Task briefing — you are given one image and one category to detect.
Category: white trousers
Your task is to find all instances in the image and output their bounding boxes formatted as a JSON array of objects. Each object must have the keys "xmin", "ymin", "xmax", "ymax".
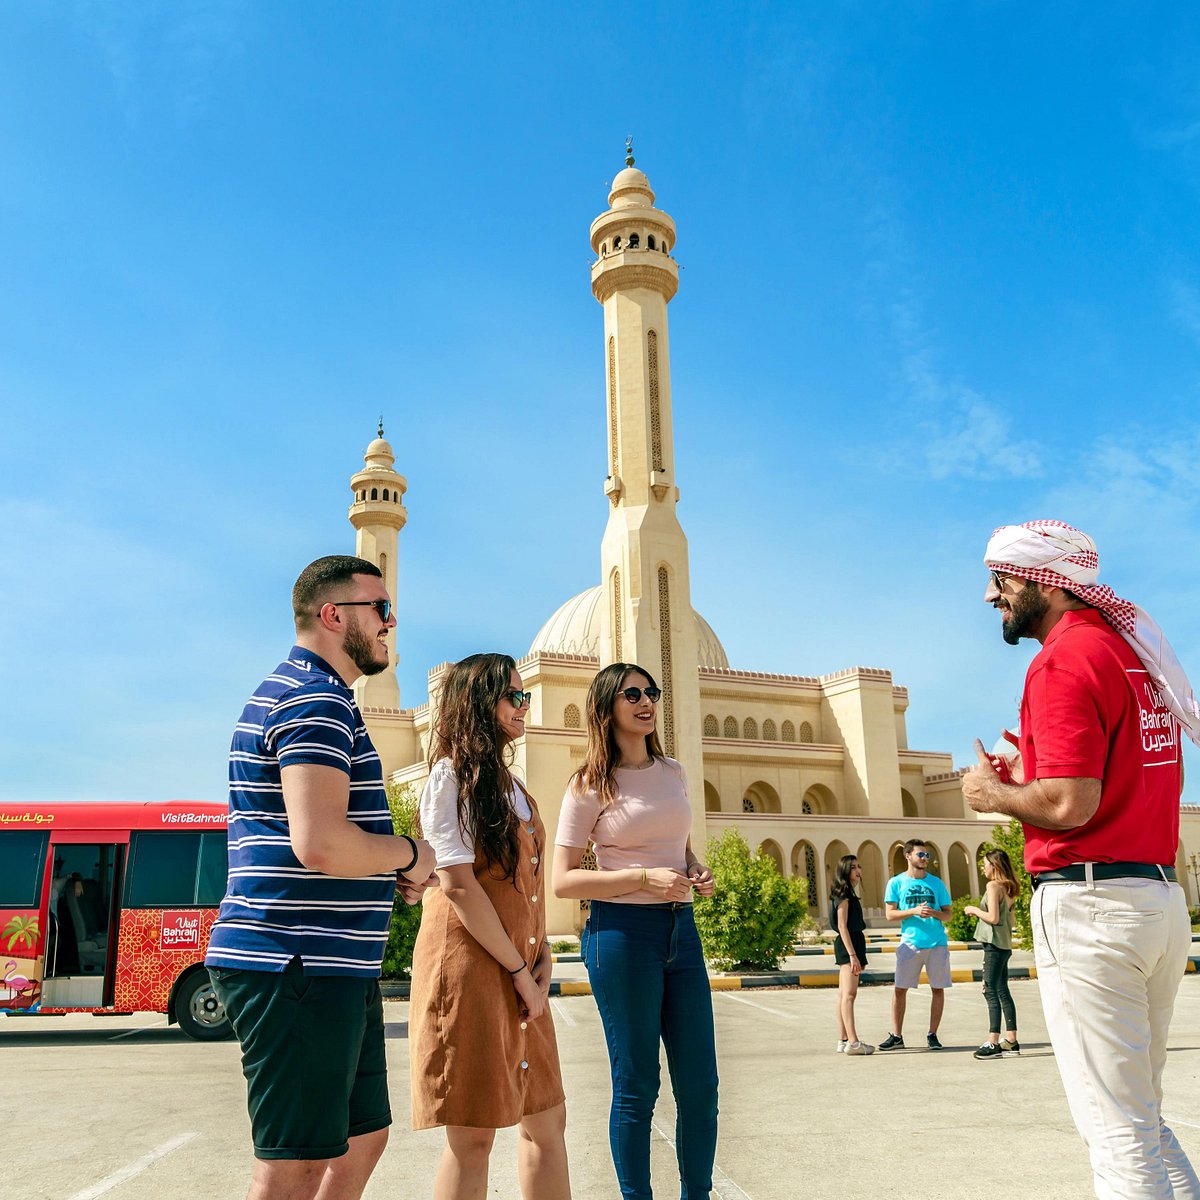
[{"xmin": 1033, "ymin": 876, "xmax": 1198, "ymax": 1199}]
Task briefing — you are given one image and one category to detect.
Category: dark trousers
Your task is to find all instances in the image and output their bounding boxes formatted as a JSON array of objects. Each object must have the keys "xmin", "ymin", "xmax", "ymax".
[
  {"xmin": 582, "ymin": 901, "xmax": 719, "ymax": 1200},
  {"xmin": 982, "ymin": 943, "xmax": 1016, "ymax": 1035}
]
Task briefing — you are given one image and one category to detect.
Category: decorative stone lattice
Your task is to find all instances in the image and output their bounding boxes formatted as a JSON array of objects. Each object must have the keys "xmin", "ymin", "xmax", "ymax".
[
  {"xmin": 613, "ymin": 570, "xmax": 623, "ymax": 662},
  {"xmin": 723, "ymin": 715, "xmax": 738, "ymax": 738},
  {"xmin": 799, "ymin": 721, "xmax": 814, "ymax": 743},
  {"xmin": 579, "ymin": 843, "xmax": 599, "ymax": 918},
  {"xmin": 608, "ymin": 336, "xmax": 619, "ymax": 478},
  {"xmin": 657, "ymin": 566, "xmax": 674, "ymax": 757},
  {"xmin": 564, "ymin": 704, "xmax": 581, "ymax": 729},
  {"xmin": 742, "ymin": 797, "xmax": 756, "ymax": 813},
  {"xmin": 703, "ymin": 714, "xmax": 718, "ymax": 737},
  {"xmin": 804, "ymin": 844, "xmax": 818, "ymax": 908},
  {"xmin": 743, "ymin": 717, "xmax": 758, "ymax": 740},
  {"xmin": 762, "ymin": 719, "xmax": 777, "ymax": 741},
  {"xmin": 781, "ymin": 720, "xmax": 796, "ymax": 742},
  {"xmin": 802, "ymin": 800, "xmax": 813, "ymax": 814},
  {"xmin": 648, "ymin": 330, "xmax": 663, "ymax": 473}
]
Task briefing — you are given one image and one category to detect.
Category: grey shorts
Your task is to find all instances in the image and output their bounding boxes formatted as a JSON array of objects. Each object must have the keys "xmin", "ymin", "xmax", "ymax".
[{"xmin": 894, "ymin": 943, "xmax": 952, "ymax": 990}]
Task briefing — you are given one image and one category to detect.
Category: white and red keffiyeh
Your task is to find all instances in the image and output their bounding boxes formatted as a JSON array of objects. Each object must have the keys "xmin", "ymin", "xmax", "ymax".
[{"xmin": 985, "ymin": 519, "xmax": 1200, "ymax": 748}]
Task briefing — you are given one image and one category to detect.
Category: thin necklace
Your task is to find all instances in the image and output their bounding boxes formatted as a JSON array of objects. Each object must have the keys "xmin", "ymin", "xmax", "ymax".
[{"xmin": 618, "ymin": 755, "xmax": 654, "ymax": 770}]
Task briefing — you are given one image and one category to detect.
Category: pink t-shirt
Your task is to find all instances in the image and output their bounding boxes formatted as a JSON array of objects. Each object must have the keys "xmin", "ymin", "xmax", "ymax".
[{"xmin": 555, "ymin": 756, "xmax": 693, "ymax": 905}]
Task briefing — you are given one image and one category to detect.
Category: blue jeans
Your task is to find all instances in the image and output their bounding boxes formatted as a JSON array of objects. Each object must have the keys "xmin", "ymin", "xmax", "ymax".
[{"xmin": 582, "ymin": 901, "xmax": 719, "ymax": 1200}]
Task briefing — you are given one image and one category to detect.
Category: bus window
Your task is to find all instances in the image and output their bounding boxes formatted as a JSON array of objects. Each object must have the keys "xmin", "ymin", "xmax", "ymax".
[
  {"xmin": 126, "ymin": 832, "xmax": 228, "ymax": 907},
  {"xmin": 196, "ymin": 833, "xmax": 228, "ymax": 905},
  {"xmin": 0, "ymin": 831, "xmax": 49, "ymax": 906}
]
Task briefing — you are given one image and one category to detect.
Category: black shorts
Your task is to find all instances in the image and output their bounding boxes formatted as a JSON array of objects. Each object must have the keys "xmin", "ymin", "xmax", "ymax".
[
  {"xmin": 208, "ymin": 956, "xmax": 391, "ymax": 1160},
  {"xmin": 834, "ymin": 933, "xmax": 868, "ymax": 966}
]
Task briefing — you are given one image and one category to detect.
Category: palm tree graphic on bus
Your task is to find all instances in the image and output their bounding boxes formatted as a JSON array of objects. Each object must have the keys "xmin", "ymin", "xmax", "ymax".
[{"xmin": 3, "ymin": 915, "xmax": 40, "ymax": 954}]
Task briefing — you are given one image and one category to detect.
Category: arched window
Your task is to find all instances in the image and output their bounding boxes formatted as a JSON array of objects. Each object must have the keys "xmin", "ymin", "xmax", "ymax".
[
  {"xmin": 628, "ymin": 232, "xmax": 640, "ymax": 248},
  {"xmin": 762, "ymin": 719, "xmax": 777, "ymax": 741},
  {"xmin": 382, "ymin": 488, "xmax": 389, "ymax": 501},
  {"xmin": 743, "ymin": 718, "xmax": 758, "ymax": 739},
  {"xmin": 370, "ymin": 487, "xmax": 378, "ymax": 500},
  {"xmin": 601, "ymin": 241, "xmax": 608, "ymax": 254},
  {"xmin": 647, "ymin": 235, "xmax": 656, "ymax": 250},
  {"xmin": 799, "ymin": 721, "xmax": 814, "ymax": 743},
  {"xmin": 723, "ymin": 716, "xmax": 738, "ymax": 738},
  {"xmin": 613, "ymin": 234, "xmax": 622, "ymax": 250},
  {"xmin": 703, "ymin": 714, "xmax": 718, "ymax": 737},
  {"xmin": 564, "ymin": 704, "xmax": 581, "ymax": 729},
  {"xmin": 781, "ymin": 720, "xmax": 796, "ymax": 743}
]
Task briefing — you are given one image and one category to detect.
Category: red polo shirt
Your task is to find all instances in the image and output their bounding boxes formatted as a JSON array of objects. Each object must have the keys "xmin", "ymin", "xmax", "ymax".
[{"xmin": 1018, "ymin": 608, "xmax": 1181, "ymax": 873}]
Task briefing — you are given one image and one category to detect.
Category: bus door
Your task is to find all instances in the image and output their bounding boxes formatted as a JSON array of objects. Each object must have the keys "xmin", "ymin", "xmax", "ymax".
[
  {"xmin": 0, "ymin": 828, "xmax": 50, "ymax": 1012},
  {"xmin": 41, "ymin": 834, "xmax": 126, "ymax": 1009}
]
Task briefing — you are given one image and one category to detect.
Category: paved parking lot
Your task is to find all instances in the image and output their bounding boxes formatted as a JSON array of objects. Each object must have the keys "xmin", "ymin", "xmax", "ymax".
[{"xmin": 5, "ymin": 977, "xmax": 1200, "ymax": 1200}]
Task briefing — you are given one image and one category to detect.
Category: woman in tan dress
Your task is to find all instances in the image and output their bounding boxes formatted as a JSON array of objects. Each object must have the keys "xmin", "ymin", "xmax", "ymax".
[{"xmin": 409, "ymin": 653, "xmax": 570, "ymax": 1200}]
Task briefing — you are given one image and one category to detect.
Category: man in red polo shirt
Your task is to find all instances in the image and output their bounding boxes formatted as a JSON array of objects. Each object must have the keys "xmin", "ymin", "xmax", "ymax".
[{"xmin": 963, "ymin": 520, "xmax": 1199, "ymax": 1200}]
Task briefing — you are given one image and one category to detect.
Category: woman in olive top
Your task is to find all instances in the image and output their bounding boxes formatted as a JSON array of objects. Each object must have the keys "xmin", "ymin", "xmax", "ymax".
[
  {"xmin": 965, "ymin": 848, "xmax": 1021, "ymax": 1059},
  {"xmin": 552, "ymin": 662, "xmax": 718, "ymax": 1200}
]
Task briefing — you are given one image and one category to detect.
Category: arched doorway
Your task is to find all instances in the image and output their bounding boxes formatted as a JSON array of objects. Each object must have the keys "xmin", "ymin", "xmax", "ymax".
[
  {"xmin": 924, "ymin": 841, "xmax": 945, "ymax": 882},
  {"xmin": 791, "ymin": 839, "xmax": 819, "ymax": 910},
  {"xmin": 703, "ymin": 781, "xmax": 721, "ymax": 813},
  {"xmin": 758, "ymin": 839, "xmax": 784, "ymax": 874},
  {"xmin": 801, "ymin": 783, "xmax": 837, "ymax": 815},
  {"xmin": 948, "ymin": 842, "xmax": 973, "ymax": 900},
  {"xmin": 824, "ymin": 839, "xmax": 851, "ymax": 915},
  {"xmin": 901, "ymin": 788, "xmax": 918, "ymax": 817},
  {"xmin": 856, "ymin": 841, "xmax": 885, "ymax": 911},
  {"xmin": 890, "ymin": 842, "xmax": 907, "ymax": 877},
  {"xmin": 743, "ymin": 781, "xmax": 781, "ymax": 813}
]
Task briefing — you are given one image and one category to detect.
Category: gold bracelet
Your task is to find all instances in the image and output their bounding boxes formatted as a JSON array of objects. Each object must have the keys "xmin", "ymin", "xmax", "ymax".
[{"xmin": 640, "ymin": 867, "xmax": 648, "ymax": 888}]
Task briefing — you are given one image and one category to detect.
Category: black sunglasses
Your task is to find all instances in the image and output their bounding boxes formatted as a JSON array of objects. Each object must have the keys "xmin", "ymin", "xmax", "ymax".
[
  {"xmin": 988, "ymin": 570, "xmax": 1017, "ymax": 592},
  {"xmin": 332, "ymin": 599, "xmax": 392, "ymax": 622},
  {"xmin": 505, "ymin": 689, "xmax": 533, "ymax": 709},
  {"xmin": 619, "ymin": 686, "xmax": 661, "ymax": 704}
]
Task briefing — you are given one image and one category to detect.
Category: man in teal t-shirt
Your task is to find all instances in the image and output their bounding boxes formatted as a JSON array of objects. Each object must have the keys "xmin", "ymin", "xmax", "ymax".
[{"xmin": 878, "ymin": 838, "xmax": 953, "ymax": 1051}]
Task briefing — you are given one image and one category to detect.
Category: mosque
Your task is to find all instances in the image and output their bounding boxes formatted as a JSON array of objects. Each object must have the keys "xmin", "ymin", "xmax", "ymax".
[{"xmin": 341, "ymin": 149, "xmax": 1200, "ymax": 935}]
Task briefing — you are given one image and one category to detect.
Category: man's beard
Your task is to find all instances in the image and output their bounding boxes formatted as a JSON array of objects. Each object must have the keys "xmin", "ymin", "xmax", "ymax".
[
  {"xmin": 1001, "ymin": 581, "xmax": 1049, "ymax": 645},
  {"xmin": 344, "ymin": 618, "xmax": 388, "ymax": 676}
]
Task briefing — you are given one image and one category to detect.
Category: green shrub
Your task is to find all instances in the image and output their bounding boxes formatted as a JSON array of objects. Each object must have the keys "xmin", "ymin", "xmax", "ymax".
[
  {"xmin": 1189, "ymin": 905, "xmax": 1200, "ymax": 928},
  {"xmin": 550, "ymin": 939, "xmax": 577, "ymax": 954},
  {"xmin": 794, "ymin": 914, "xmax": 823, "ymax": 946},
  {"xmin": 979, "ymin": 819, "xmax": 1032, "ymax": 949},
  {"xmin": 947, "ymin": 895, "xmax": 978, "ymax": 943},
  {"xmin": 381, "ymin": 782, "xmax": 423, "ymax": 980},
  {"xmin": 693, "ymin": 830, "xmax": 807, "ymax": 971}
]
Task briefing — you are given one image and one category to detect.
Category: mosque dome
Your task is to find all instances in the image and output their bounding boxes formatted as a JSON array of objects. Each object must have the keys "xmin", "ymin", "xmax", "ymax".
[
  {"xmin": 529, "ymin": 585, "xmax": 729, "ymax": 670},
  {"xmin": 608, "ymin": 166, "xmax": 655, "ymax": 209}
]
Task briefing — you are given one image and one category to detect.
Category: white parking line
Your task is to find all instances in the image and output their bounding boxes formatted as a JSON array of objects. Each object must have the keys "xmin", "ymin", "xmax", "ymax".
[
  {"xmin": 1165, "ymin": 1114, "xmax": 1200, "ymax": 1130},
  {"xmin": 66, "ymin": 1131, "xmax": 199, "ymax": 1199},
  {"xmin": 651, "ymin": 1121, "xmax": 753, "ymax": 1200},
  {"xmin": 716, "ymin": 992, "xmax": 799, "ymax": 1021},
  {"xmin": 551, "ymin": 998, "xmax": 576, "ymax": 1026},
  {"xmin": 110, "ymin": 1019, "xmax": 167, "ymax": 1041}
]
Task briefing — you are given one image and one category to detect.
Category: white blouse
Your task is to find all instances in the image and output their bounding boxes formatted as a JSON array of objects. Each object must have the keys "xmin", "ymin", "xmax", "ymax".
[{"xmin": 420, "ymin": 757, "xmax": 533, "ymax": 868}]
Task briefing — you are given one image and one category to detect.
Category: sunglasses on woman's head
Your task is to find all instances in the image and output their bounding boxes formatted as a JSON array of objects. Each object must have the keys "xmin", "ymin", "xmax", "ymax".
[
  {"xmin": 505, "ymin": 689, "xmax": 533, "ymax": 709},
  {"xmin": 619, "ymin": 686, "xmax": 661, "ymax": 704}
]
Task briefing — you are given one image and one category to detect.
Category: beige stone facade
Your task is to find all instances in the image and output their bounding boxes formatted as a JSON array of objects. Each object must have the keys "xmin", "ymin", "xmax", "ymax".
[{"xmin": 349, "ymin": 150, "xmax": 1200, "ymax": 934}]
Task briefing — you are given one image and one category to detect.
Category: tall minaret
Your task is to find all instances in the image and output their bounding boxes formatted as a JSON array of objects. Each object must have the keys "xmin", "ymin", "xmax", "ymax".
[
  {"xmin": 592, "ymin": 142, "xmax": 705, "ymax": 849},
  {"xmin": 348, "ymin": 420, "xmax": 406, "ymax": 709}
]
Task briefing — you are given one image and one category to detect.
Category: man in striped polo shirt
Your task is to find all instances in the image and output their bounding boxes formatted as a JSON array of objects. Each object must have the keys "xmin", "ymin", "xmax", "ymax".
[{"xmin": 207, "ymin": 555, "xmax": 435, "ymax": 1200}]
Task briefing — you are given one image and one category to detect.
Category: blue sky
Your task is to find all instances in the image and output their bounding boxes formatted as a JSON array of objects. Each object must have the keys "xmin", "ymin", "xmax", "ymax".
[{"xmin": 1, "ymin": 2, "xmax": 1198, "ymax": 805}]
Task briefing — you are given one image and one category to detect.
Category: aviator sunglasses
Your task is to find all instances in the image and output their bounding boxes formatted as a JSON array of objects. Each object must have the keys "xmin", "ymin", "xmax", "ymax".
[
  {"xmin": 505, "ymin": 689, "xmax": 533, "ymax": 709},
  {"xmin": 619, "ymin": 686, "xmax": 661, "ymax": 704},
  {"xmin": 332, "ymin": 599, "xmax": 392, "ymax": 622}
]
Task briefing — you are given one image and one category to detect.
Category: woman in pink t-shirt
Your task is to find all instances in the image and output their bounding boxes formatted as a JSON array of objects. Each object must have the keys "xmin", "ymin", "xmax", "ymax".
[{"xmin": 552, "ymin": 662, "xmax": 719, "ymax": 1200}]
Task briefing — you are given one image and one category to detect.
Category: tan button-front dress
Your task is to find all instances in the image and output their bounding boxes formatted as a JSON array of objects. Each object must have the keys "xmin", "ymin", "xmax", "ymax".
[{"xmin": 409, "ymin": 786, "xmax": 565, "ymax": 1130}]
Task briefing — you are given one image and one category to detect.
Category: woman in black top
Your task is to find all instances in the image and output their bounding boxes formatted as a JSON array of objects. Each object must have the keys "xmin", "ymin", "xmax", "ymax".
[{"xmin": 831, "ymin": 854, "xmax": 874, "ymax": 1055}]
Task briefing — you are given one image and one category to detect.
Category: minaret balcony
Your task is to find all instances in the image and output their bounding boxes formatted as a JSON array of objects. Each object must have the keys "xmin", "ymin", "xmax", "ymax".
[
  {"xmin": 348, "ymin": 501, "xmax": 408, "ymax": 532},
  {"xmin": 591, "ymin": 255, "xmax": 679, "ymax": 304}
]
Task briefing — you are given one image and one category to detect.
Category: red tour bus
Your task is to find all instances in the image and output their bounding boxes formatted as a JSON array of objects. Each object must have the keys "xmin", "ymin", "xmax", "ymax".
[{"xmin": 0, "ymin": 800, "xmax": 231, "ymax": 1040}]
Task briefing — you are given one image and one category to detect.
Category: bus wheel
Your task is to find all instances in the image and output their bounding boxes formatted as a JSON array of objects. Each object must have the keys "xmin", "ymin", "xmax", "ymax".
[{"xmin": 175, "ymin": 970, "xmax": 233, "ymax": 1041}]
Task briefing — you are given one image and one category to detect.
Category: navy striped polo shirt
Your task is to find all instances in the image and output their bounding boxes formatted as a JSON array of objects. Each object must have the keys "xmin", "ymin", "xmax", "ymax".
[{"xmin": 206, "ymin": 646, "xmax": 396, "ymax": 977}]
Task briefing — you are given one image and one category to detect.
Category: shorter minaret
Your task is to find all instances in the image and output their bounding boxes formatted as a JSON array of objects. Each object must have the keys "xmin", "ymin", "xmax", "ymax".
[{"xmin": 349, "ymin": 420, "xmax": 406, "ymax": 709}]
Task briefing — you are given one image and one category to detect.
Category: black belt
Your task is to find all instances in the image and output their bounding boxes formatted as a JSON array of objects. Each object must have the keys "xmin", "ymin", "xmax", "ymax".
[{"xmin": 1032, "ymin": 863, "xmax": 1176, "ymax": 889}]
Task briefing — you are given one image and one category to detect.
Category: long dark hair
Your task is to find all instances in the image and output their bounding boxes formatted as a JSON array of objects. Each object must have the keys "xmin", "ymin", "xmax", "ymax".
[
  {"xmin": 429, "ymin": 653, "xmax": 521, "ymax": 881},
  {"xmin": 983, "ymin": 848, "xmax": 1020, "ymax": 901},
  {"xmin": 573, "ymin": 662, "xmax": 666, "ymax": 807},
  {"xmin": 830, "ymin": 854, "xmax": 859, "ymax": 906}
]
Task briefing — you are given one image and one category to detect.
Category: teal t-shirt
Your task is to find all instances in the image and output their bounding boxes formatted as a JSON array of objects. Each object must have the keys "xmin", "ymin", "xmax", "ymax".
[{"xmin": 885, "ymin": 871, "xmax": 951, "ymax": 948}]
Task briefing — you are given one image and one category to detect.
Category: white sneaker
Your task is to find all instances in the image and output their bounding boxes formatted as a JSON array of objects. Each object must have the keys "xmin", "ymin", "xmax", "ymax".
[
  {"xmin": 846, "ymin": 1041, "xmax": 875, "ymax": 1056},
  {"xmin": 837, "ymin": 1040, "xmax": 848, "ymax": 1053}
]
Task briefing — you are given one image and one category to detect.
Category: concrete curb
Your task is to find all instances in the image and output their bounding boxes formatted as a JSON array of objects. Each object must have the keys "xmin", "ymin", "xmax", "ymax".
[{"xmin": 379, "ymin": 955, "xmax": 1199, "ymax": 999}]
